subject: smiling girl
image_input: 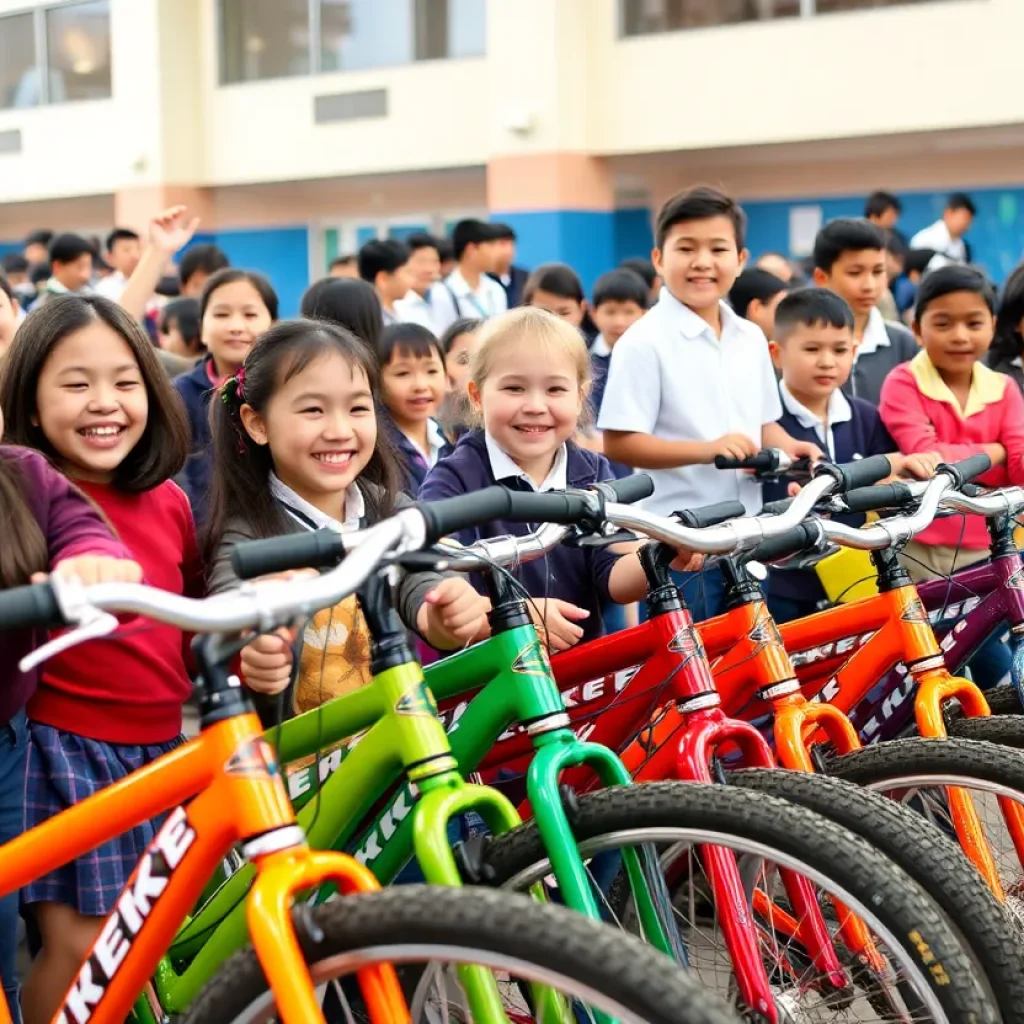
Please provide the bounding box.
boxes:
[174,268,277,522]
[419,306,698,651]
[204,320,488,718]
[0,295,198,1023]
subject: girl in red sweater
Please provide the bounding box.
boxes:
[0,295,199,1024]
[879,265,1024,577]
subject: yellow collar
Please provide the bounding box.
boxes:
[908,350,1005,419]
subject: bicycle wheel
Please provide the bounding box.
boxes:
[948,713,1024,746]
[728,767,1024,1024]
[944,685,1022,726]
[480,781,992,1024]
[826,736,1024,925]
[179,885,739,1024]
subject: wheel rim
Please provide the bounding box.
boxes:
[502,826,951,1024]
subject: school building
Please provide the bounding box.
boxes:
[1,0,1023,314]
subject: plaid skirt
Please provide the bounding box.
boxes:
[22,723,184,916]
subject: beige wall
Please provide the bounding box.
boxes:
[588,0,1019,155]
[1,0,1022,211]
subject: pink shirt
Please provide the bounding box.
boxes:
[879,351,1024,549]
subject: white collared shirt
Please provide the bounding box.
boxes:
[269,472,365,532]
[94,272,128,302]
[484,431,568,492]
[856,307,891,358]
[910,219,966,269]
[409,418,448,469]
[779,381,852,461]
[393,289,440,331]
[590,334,612,358]
[597,288,781,516]
[431,268,508,335]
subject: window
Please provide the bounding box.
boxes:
[414,0,486,60]
[0,13,38,109]
[621,0,948,33]
[320,0,412,72]
[46,0,111,103]
[0,2,112,109]
[219,0,485,83]
[620,0,800,34]
[219,0,310,84]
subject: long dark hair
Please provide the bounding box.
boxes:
[0,295,190,492]
[300,277,382,352]
[203,319,402,562]
[991,264,1024,366]
[0,449,49,588]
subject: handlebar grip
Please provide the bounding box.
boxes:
[231,529,346,580]
[821,455,893,492]
[603,473,654,505]
[675,500,747,530]
[714,451,775,471]
[0,583,66,631]
[939,454,992,489]
[417,486,592,544]
[842,483,916,515]
[746,522,820,566]
[760,497,795,516]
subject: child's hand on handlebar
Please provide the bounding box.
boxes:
[891,451,943,480]
[703,433,759,464]
[780,438,824,464]
[241,627,296,695]
[34,556,144,587]
[670,550,704,573]
[419,578,492,649]
[529,598,590,652]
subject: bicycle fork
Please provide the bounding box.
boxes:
[635,698,849,1022]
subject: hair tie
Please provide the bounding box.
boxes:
[219,371,248,452]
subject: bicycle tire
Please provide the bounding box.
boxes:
[479,781,992,1024]
[949,713,1024,747]
[179,885,738,1024]
[945,684,1022,726]
[728,767,1024,1024]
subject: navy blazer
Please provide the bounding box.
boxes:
[173,356,218,524]
[418,430,621,643]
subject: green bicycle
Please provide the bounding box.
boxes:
[142,482,992,1023]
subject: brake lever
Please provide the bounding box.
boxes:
[20,608,120,673]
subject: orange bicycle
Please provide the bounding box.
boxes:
[0,495,730,1024]
[705,457,1024,900]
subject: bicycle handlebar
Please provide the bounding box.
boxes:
[714,450,781,472]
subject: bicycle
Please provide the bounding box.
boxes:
[170,460,999,1023]
[0,488,738,1024]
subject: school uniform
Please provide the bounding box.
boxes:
[763,384,895,622]
[598,289,781,517]
[488,265,530,308]
[173,354,220,523]
[589,335,631,481]
[385,415,448,495]
[394,289,442,331]
[841,308,919,408]
[988,353,1024,396]
[23,479,201,917]
[418,430,623,644]
[430,268,508,335]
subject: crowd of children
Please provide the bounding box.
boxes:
[0,180,1022,1022]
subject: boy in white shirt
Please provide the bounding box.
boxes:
[431,220,507,334]
[599,185,820,618]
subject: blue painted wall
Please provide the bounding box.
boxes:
[613,207,653,268]
[180,226,310,317]
[492,209,616,295]
[743,185,1024,284]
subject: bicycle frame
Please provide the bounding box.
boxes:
[0,710,406,1024]
[705,549,1024,898]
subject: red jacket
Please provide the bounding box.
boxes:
[28,480,204,744]
[879,351,1024,549]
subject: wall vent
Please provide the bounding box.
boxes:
[314,89,387,124]
[0,129,23,155]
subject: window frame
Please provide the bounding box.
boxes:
[218,0,486,87]
[618,0,956,37]
[0,0,111,108]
